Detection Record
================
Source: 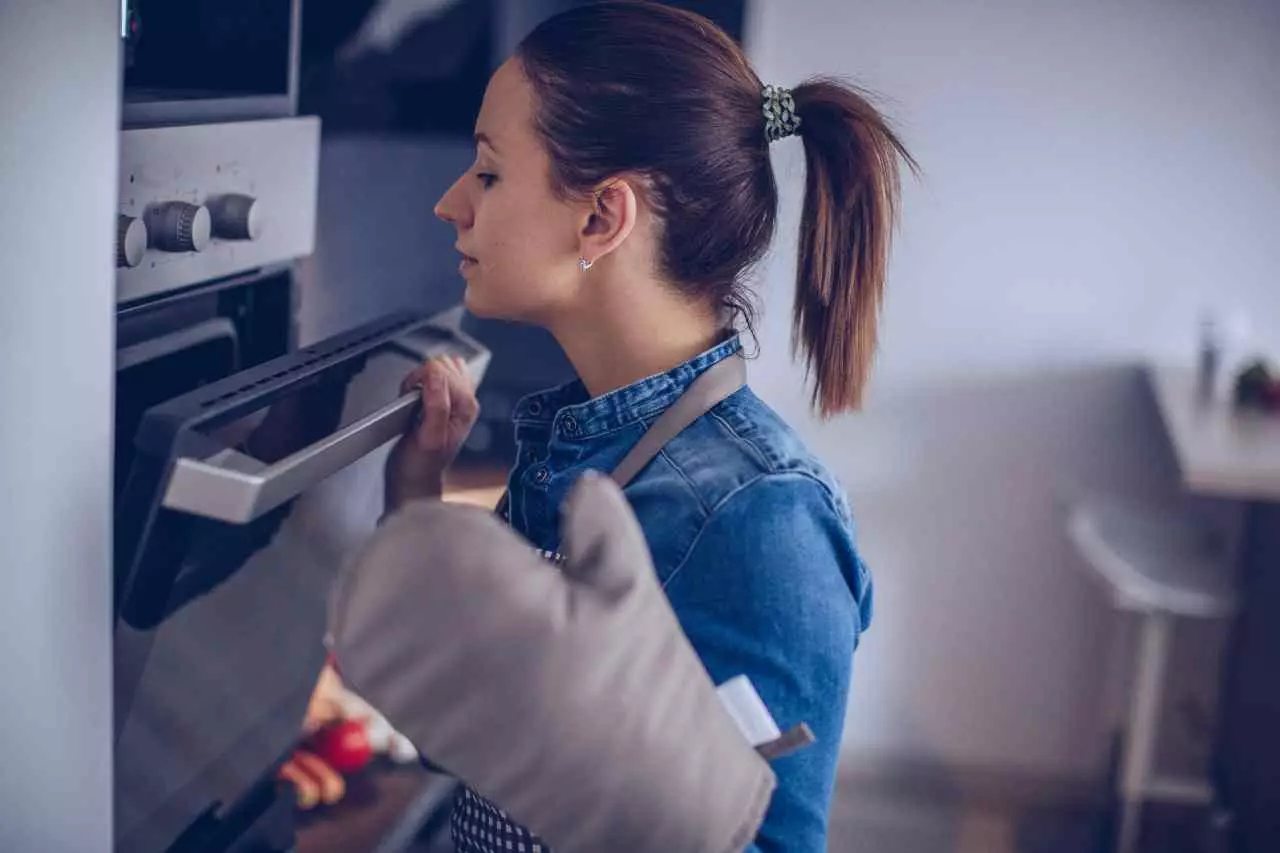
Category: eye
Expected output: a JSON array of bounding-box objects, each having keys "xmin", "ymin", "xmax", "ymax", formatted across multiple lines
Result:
[{"xmin": 476, "ymin": 172, "xmax": 498, "ymax": 189}]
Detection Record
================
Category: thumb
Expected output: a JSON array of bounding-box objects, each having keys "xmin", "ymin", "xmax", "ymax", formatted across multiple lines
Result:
[{"xmin": 419, "ymin": 365, "xmax": 452, "ymax": 451}]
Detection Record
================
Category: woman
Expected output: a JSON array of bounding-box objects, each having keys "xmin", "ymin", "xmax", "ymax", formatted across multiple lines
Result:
[{"xmin": 384, "ymin": 3, "xmax": 915, "ymax": 851}]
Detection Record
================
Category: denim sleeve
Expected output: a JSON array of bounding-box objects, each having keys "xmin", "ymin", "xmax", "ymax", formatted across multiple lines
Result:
[{"xmin": 662, "ymin": 473, "xmax": 866, "ymax": 853}]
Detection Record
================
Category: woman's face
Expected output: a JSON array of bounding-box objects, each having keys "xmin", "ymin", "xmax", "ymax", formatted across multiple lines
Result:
[{"xmin": 435, "ymin": 59, "xmax": 586, "ymax": 324}]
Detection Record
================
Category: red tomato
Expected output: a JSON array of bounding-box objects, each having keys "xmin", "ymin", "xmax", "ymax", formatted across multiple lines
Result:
[{"xmin": 306, "ymin": 720, "xmax": 373, "ymax": 774}]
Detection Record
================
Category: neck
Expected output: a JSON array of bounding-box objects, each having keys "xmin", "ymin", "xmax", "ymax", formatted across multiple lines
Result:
[{"xmin": 545, "ymin": 274, "xmax": 724, "ymax": 399}]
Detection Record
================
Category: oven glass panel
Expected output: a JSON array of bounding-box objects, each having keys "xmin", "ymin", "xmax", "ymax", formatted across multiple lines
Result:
[
  {"xmin": 114, "ymin": 338, "xmax": 418, "ymax": 853},
  {"xmin": 115, "ymin": 319, "xmax": 241, "ymax": 500},
  {"xmin": 123, "ymin": 0, "xmax": 292, "ymax": 101}
]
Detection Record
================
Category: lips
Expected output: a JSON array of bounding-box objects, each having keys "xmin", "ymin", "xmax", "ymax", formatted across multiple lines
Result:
[{"xmin": 456, "ymin": 248, "xmax": 478, "ymax": 278}]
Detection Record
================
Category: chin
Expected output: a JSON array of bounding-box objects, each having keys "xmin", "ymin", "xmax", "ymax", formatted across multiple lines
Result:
[
  {"xmin": 462, "ymin": 284, "xmax": 496, "ymax": 319},
  {"xmin": 463, "ymin": 284, "xmax": 512, "ymax": 322},
  {"xmin": 463, "ymin": 283, "xmax": 540, "ymax": 325}
]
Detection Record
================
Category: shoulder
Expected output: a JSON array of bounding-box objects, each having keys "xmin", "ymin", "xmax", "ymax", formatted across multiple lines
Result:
[
  {"xmin": 623, "ymin": 388, "xmax": 860, "ymax": 585},
  {"xmin": 664, "ymin": 470, "xmax": 868, "ymax": 647},
  {"xmin": 663, "ymin": 387, "xmax": 849, "ymax": 513}
]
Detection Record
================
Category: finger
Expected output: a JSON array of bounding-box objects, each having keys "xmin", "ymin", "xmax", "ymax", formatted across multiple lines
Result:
[
  {"xmin": 434, "ymin": 357, "xmax": 477, "ymax": 417},
  {"xmin": 435, "ymin": 354, "xmax": 465, "ymax": 387},
  {"xmin": 399, "ymin": 363, "xmax": 430, "ymax": 397},
  {"xmin": 302, "ymin": 696, "xmax": 343, "ymax": 736},
  {"xmin": 431, "ymin": 356, "xmax": 464, "ymax": 389},
  {"xmin": 454, "ymin": 354, "xmax": 478, "ymax": 390},
  {"xmin": 278, "ymin": 760, "xmax": 320, "ymax": 810},
  {"xmin": 292, "ymin": 750, "xmax": 346, "ymax": 805},
  {"xmin": 435, "ymin": 353, "xmax": 472, "ymax": 390},
  {"xmin": 418, "ymin": 363, "xmax": 452, "ymax": 450},
  {"xmin": 449, "ymin": 354, "xmax": 470, "ymax": 383},
  {"xmin": 445, "ymin": 363, "xmax": 477, "ymax": 405},
  {"xmin": 450, "ymin": 379, "xmax": 480, "ymax": 425},
  {"xmin": 400, "ymin": 353, "xmax": 457, "ymax": 396}
]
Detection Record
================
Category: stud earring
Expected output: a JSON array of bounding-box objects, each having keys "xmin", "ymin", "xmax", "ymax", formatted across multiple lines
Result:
[{"xmin": 579, "ymin": 257, "xmax": 594, "ymax": 272}]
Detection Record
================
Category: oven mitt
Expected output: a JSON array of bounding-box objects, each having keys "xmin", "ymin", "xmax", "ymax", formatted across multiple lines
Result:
[{"xmin": 327, "ymin": 471, "xmax": 776, "ymax": 853}]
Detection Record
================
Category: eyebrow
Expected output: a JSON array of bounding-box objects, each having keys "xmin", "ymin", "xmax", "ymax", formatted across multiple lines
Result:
[{"xmin": 474, "ymin": 131, "xmax": 498, "ymax": 154}]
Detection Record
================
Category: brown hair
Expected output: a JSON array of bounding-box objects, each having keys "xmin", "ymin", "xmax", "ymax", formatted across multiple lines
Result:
[{"xmin": 518, "ymin": 1, "xmax": 917, "ymax": 415}]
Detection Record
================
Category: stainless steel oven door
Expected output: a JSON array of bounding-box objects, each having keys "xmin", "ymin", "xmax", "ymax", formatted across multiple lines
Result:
[{"xmin": 113, "ymin": 304, "xmax": 488, "ymax": 853}]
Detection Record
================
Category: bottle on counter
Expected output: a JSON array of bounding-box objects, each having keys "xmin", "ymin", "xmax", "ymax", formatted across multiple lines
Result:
[{"xmin": 1198, "ymin": 311, "xmax": 1222, "ymax": 403}]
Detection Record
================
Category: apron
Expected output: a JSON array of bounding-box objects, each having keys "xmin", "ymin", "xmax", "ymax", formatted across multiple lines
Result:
[
  {"xmin": 493, "ymin": 353, "xmax": 747, "ymax": 558},
  {"xmin": 452, "ymin": 353, "xmax": 747, "ymax": 853}
]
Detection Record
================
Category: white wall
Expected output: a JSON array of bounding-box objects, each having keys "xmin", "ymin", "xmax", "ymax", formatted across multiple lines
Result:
[
  {"xmin": 746, "ymin": 0, "xmax": 1280, "ymax": 782},
  {"xmin": 0, "ymin": 2, "xmax": 118, "ymax": 850}
]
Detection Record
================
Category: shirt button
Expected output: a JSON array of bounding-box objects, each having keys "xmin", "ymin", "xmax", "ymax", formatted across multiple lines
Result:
[
  {"xmin": 562, "ymin": 415, "xmax": 579, "ymax": 435},
  {"xmin": 533, "ymin": 467, "xmax": 550, "ymax": 484}
]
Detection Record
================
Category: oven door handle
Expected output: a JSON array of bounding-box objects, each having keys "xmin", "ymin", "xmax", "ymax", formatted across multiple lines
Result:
[
  {"xmin": 158, "ymin": 311, "xmax": 490, "ymax": 525},
  {"xmin": 161, "ymin": 390, "xmax": 421, "ymax": 524}
]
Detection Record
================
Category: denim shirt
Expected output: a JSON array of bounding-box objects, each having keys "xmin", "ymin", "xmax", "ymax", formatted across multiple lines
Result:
[{"xmin": 502, "ymin": 334, "xmax": 873, "ymax": 853}]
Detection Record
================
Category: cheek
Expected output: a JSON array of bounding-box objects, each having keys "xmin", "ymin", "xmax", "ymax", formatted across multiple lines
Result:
[
  {"xmin": 472, "ymin": 233, "xmax": 573, "ymax": 320},
  {"xmin": 474, "ymin": 190, "xmax": 578, "ymax": 293}
]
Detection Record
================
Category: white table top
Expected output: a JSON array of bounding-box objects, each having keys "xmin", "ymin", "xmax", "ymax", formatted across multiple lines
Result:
[{"xmin": 1149, "ymin": 366, "xmax": 1280, "ymax": 502}]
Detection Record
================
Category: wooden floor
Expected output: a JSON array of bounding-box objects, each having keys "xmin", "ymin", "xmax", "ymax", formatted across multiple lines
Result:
[
  {"xmin": 825, "ymin": 786, "xmax": 1097, "ymax": 853},
  {"xmin": 825, "ymin": 778, "xmax": 1212, "ymax": 853},
  {"xmin": 295, "ymin": 747, "xmax": 1219, "ymax": 853},
  {"xmin": 441, "ymin": 462, "xmax": 508, "ymax": 510}
]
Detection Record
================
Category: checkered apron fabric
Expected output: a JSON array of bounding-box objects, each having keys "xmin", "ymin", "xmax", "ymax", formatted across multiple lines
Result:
[
  {"xmin": 449, "ymin": 493, "xmax": 559, "ymax": 852},
  {"xmin": 451, "ymin": 785, "xmax": 551, "ymax": 853}
]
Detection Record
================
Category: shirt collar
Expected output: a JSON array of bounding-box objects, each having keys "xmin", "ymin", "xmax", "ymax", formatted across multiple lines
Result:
[{"xmin": 513, "ymin": 333, "xmax": 744, "ymax": 439}]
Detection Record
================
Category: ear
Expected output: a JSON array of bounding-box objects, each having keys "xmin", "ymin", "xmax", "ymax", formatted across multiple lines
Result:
[{"xmin": 577, "ymin": 177, "xmax": 639, "ymax": 268}]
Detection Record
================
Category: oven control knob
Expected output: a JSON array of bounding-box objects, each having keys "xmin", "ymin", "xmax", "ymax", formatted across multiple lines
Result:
[
  {"xmin": 208, "ymin": 194, "xmax": 264, "ymax": 241},
  {"xmin": 116, "ymin": 214, "xmax": 148, "ymax": 268},
  {"xmin": 146, "ymin": 202, "xmax": 211, "ymax": 253}
]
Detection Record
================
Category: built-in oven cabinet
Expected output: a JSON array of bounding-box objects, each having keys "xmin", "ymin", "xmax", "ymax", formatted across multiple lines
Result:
[
  {"xmin": 116, "ymin": 117, "xmax": 320, "ymax": 305},
  {"xmin": 113, "ymin": 299, "xmax": 487, "ymax": 853}
]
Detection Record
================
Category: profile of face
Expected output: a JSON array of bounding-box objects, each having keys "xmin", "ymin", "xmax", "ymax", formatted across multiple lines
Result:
[{"xmin": 434, "ymin": 59, "xmax": 595, "ymax": 325}]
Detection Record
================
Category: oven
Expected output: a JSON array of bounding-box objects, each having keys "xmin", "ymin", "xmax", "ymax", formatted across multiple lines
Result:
[
  {"xmin": 112, "ymin": 113, "xmax": 488, "ymax": 853},
  {"xmin": 121, "ymin": 0, "xmax": 301, "ymax": 125}
]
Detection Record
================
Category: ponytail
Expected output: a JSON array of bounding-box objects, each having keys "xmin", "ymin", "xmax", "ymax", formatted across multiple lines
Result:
[
  {"xmin": 515, "ymin": 5, "xmax": 916, "ymax": 416},
  {"xmin": 792, "ymin": 79, "xmax": 918, "ymax": 416}
]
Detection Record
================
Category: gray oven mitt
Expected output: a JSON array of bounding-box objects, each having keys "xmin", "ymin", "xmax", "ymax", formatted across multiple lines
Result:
[{"xmin": 327, "ymin": 471, "xmax": 776, "ymax": 853}]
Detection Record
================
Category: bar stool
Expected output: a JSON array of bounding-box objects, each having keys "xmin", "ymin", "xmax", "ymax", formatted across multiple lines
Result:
[{"xmin": 1068, "ymin": 498, "xmax": 1238, "ymax": 853}]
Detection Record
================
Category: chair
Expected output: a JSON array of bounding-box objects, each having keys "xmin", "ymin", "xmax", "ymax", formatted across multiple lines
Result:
[{"xmin": 1068, "ymin": 498, "xmax": 1238, "ymax": 853}]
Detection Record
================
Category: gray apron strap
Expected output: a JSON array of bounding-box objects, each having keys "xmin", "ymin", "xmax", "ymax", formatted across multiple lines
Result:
[
  {"xmin": 610, "ymin": 355, "xmax": 747, "ymax": 488},
  {"xmin": 494, "ymin": 355, "xmax": 747, "ymax": 520}
]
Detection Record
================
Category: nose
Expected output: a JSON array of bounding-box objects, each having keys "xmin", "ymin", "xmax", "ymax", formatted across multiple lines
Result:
[{"xmin": 434, "ymin": 174, "xmax": 471, "ymax": 228}]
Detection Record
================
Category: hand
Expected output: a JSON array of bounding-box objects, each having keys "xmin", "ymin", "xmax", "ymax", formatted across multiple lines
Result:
[
  {"xmin": 277, "ymin": 661, "xmax": 421, "ymax": 809},
  {"xmin": 278, "ymin": 748, "xmax": 346, "ymax": 810},
  {"xmin": 301, "ymin": 661, "xmax": 346, "ymax": 737},
  {"xmin": 328, "ymin": 475, "xmax": 778, "ymax": 851},
  {"xmin": 384, "ymin": 355, "xmax": 480, "ymax": 514},
  {"xmin": 278, "ymin": 663, "xmax": 349, "ymax": 810}
]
